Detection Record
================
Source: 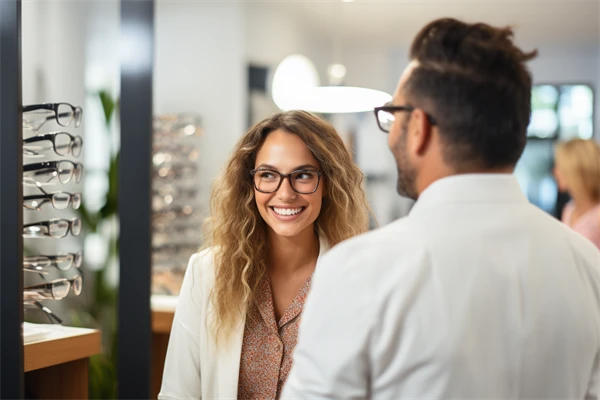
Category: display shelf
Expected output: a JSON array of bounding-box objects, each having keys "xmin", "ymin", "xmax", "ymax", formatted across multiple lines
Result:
[
  {"xmin": 151, "ymin": 294, "xmax": 177, "ymax": 399},
  {"xmin": 24, "ymin": 325, "xmax": 101, "ymax": 372},
  {"xmin": 24, "ymin": 325, "xmax": 101, "ymax": 399},
  {"xmin": 151, "ymin": 294, "xmax": 177, "ymax": 333}
]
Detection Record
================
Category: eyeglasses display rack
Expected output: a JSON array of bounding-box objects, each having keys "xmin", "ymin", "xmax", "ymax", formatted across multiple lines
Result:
[
  {"xmin": 151, "ymin": 113, "xmax": 203, "ymax": 296},
  {"xmin": 22, "ymin": 102, "xmax": 85, "ymax": 327},
  {"xmin": 20, "ymin": 103, "xmax": 101, "ymax": 400},
  {"xmin": 1, "ymin": 2, "xmax": 26, "ymax": 395}
]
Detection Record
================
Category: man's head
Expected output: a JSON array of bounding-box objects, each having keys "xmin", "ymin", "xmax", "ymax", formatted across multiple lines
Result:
[{"xmin": 384, "ymin": 18, "xmax": 538, "ymax": 199}]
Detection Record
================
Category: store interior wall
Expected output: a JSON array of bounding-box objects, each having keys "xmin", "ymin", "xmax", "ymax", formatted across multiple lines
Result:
[{"xmin": 154, "ymin": 1, "xmax": 247, "ymax": 213}]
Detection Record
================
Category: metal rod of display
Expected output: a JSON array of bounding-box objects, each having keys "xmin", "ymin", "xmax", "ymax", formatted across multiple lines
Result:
[
  {"xmin": 118, "ymin": 0, "xmax": 154, "ymax": 398},
  {"xmin": 0, "ymin": 0, "xmax": 25, "ymax": 398}
]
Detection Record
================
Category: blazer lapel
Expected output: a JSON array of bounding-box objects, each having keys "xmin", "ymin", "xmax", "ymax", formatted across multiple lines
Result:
[{"xmin": 216, "ymin": 310, "xmax": 246, "ymax": 399}]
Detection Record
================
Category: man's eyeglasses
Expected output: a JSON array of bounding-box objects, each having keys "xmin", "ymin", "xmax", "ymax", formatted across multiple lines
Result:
[
  {"xmin": 23, "ymin": 275, "xmax": 83, "ymax": 303},
  {"xmin": 23, "ymin": 217, "xmax": 82, "ymax": 238},
  {"xmin": 23, "ymin": 160, "xmax": 83, "ymax": 186},
  {"xmin": 23, "ymin": 103, "xmax": 83, "ymax": 131},
  {"xmin": 374, "ymin": 104, "xmax": 437, "ymax": 133},
  {"xmin": 24, "ymin": 185, "xmax": 81, "ymax": 210},
  {"xmin": 250, "ymin": 168, "xmax": 323, "ymax": 194},
  {"xmin": 24, "ymin": 251, "xmax": 83, "ymax": 274},
  {"xmin": 23, "ymin": 131, "xmax": 83, "ymax": 158}
]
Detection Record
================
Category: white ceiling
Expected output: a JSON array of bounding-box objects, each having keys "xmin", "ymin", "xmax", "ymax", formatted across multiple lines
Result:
[{"xmin": 267, "ymin": 0, "xmax": 599, "ymax": 49}]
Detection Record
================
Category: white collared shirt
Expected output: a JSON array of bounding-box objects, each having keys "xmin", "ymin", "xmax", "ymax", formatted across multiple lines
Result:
[{"xmin": 283, "ymin": 174, "xmax": 600, "ymax": 399}]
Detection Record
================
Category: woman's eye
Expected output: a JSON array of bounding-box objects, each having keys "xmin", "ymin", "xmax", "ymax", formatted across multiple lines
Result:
[
  {"xmin": 296, "ymin": 171, "xmax": 315, "ymax": 180},
  {"xmin": 259, "ymin": 171, "xmax": 276, "ymax": 179}
]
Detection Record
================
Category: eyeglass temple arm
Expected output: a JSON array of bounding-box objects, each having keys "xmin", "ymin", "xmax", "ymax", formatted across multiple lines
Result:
[
  {"xmin": 22, "ymin": 197, "xmax": 51, "ymax": 210},
  {"xmin": 23, "ymin": 135, "xmax": 52, "ymax": 144},
  {"xmin": 23, "ymin": 104, "xmax": 54, "ymax": 112},
  {"xmin": 23, "ymin": 266, "xmax": 50, "ymax": 275},
  {"xmin": 34, "ymin": 301, "xmax": 63, "ymax": 324}
]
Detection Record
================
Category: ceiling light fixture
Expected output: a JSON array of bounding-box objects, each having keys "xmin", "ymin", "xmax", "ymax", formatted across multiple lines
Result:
[{"xmin": 271, "ymin": 2, "xmax": 390, "ymax": 114}]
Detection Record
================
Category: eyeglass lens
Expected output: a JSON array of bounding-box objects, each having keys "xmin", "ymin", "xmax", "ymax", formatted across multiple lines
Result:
[
  {"xmin": 71, "ymin": 275, "xmax": 83, "ymax": 296},
  {"xmin": 377, "ymin": 110, "xmax": 395, "ymax": 132},
  {"xmin": 53, "ymin": 133, "xmax": 82, "ymax": 157},
  {"xmin": 52, "ymin": 192, "xmax": 80, "ymax": 210},
  {"xmin": 56, "ymin": 103, "xmax": 74, "ymax": 127},
  {"xmin": 50, "ymin": 280, "xmax": 70, "ymax": 299}
]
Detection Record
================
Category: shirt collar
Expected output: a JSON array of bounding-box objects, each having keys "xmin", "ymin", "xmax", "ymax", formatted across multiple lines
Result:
[{"xmin": 409, "ymin": 174, "xmax": 528, "ymax": 217}]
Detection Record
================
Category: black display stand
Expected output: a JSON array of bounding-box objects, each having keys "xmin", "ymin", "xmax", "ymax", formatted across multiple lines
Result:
[
  {"xmin": 118, "ymin": 1, "xmax": 155, "ymax": 399},
  {"xmin": 0, "ymin": 0, "xmax": 25, "ymax": 398}
]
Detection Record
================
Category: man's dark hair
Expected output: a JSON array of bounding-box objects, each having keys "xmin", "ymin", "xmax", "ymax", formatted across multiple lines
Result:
[{"xmin": 405, "ymin": 18, "xmax": 538, "ymax": 170}]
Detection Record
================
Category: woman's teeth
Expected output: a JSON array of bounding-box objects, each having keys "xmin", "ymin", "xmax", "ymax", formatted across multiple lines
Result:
[{"xmin": 273, "ymin": 207, "xmax": 303, "ymax": 216}]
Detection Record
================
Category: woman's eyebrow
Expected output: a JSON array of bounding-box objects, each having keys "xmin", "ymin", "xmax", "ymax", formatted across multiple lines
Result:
[{"xmin": 254, "ymin": 163, "xmax": 319, "ymax": 171}]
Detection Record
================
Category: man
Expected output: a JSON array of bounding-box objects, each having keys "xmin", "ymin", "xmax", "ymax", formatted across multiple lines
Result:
[{"xmin": 282, "ymin": 18, "xmax": 600, "ymax": 398}]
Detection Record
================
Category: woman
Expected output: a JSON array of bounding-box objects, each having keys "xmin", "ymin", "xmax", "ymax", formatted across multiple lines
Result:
[
  {"xmin": 159, "ymin": 110, "xmax": 371, "ymax": 399},
  {"xmin": 554, "ymin": 138, "xmax": 600, "ymax": 249}
]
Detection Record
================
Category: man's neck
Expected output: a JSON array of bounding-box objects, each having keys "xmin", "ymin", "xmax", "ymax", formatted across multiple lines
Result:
[{"xmin": 416, "ymin": 164, "xmax": 514, "ymax": 197}]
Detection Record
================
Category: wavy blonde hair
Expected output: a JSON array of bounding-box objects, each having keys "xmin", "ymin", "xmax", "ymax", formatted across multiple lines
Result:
[
  {"xmin": 555, "ymin": 139, "xmax": 600, "ymax": 202},
  {"xmin": 202, "ymin": 110, "xmax": 370, "ymax": 343}
]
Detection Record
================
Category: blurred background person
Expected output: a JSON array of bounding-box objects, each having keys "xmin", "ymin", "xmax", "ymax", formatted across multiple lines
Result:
[{"xmin": 554, "ymin": 139, "xmax": 600, "ymax": 249}]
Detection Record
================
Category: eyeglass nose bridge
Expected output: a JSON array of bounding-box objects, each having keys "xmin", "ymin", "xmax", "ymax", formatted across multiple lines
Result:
[{"xmin": 275, "ymin": 173, "xmax": 298, "ymax": 194}]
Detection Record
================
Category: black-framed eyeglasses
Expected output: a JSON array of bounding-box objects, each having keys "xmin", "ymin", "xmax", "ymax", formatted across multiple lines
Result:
[
  {"xmin": 24, "ymin": 251, "xmax": 83, "ymax": 274},
  {"xmin": 250, "ymin": 168, "xmax": 323, "ymax": 194},
  {"xmin": 23, "ymin": 160, "xmax": 84, "ymax": 186},
  {"xmin": 23, "ymin": 275, "xmax": 83, "ymax": 303},
  {"xmin": 374, "ymin": 104, "xmax": 437, "ymax": 133},
  {"xmin": 23, "ymin": 131, "xmax": 83, "ymax": 158},
  {"xmin": 23, "ymin": 185, "xmax": 81, "ymax": 210},
  {"xmin": 23, "ymin": 217, "xmax": 82, "ymax": 238},
  {"xmin": 23, "ymin": 103, "xmax": 83, "ymax": 131}
]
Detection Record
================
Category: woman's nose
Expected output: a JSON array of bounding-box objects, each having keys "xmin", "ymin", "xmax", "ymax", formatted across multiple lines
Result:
[{"xmin": 276, "ymin": 176, "xmax": 297, "ymax": 200}]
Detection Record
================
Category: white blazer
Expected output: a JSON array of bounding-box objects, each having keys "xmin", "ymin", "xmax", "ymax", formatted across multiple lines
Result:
[{"xmin": 159, "ymin": 235, "xmax": 330, "ymax": 400}]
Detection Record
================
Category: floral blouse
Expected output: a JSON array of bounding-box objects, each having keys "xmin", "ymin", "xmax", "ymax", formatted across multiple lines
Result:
[{"xmin": 237, "ymin": 275, "xmax": 312, "ymax": 399}]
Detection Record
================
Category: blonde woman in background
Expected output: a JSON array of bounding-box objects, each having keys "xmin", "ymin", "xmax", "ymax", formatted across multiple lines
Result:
[
  {"xmin": 158, "ymin": 110, "xmax": 371, "ymax": 399},
  {"xmin": 554, "ymin": 138, "xmax": 600, "ymax": 249}
]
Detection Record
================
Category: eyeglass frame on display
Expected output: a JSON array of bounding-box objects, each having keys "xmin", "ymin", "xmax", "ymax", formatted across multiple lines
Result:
[
  {"xmin": 23, "ymin": 131, "xmax": 83, "ymax": 158},
  {"xmin": 23, "ymin": 217, "xmax": 82, "ymax": 238},
  {"xmin": 23, "ymin": 102, "xmax": 83, "ymax": 131},
  {"xmin": 23, "ymin": 251, "xmax": 83, "ymax": 274},
  {"xmin": 249, "ymin": 168, "xmax": 323, "ymax": 194},
  {"xmin": 373, "ymin": 103, "xmax": 437, "ymax": 133},
  {"xmin": 23, "ymin": 275, "xmax": 84, "ymax": 303},
  {"xmin": 23, "ymin": 184, "xmax": 81, "ymax": 211},
  {"xmin": 23, "ymin": 160, "xmax": 84, "ymax": 186}
]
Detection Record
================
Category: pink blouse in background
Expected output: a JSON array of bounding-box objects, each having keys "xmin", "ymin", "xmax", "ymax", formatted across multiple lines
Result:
[{"xmin": 562, "ymin": 201, "xmax": 600, "ymax": 250}]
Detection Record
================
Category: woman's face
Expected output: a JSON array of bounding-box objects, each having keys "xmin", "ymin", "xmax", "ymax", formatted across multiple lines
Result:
[{"xmin": 253, "ymin": 129, "xmax": 324, "ymax": 240}]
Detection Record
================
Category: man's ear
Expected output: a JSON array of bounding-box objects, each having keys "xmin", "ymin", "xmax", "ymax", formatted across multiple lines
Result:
[{"xmin": 409, "ymin": 108, "xmax": 434, "ymax": 156}]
